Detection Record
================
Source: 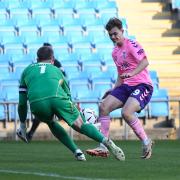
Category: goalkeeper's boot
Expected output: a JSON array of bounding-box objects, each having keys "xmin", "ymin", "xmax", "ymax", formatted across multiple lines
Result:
[
  {"xmin": 141, "ymin": 139, "xmax": 154, "ymax": 159},
  {"xmin": 26, "ymin": 131, "xmax": 33, "ymax": 142},
  {"xmin": 86, "ymin": 143, "xmax": 110, "ymax": 157},
  {"xmin": 16, "ymin": 128, "xmax": 28, "ymax": 143},
  {"xmin": 103, "ymin": 139, "xmax": 125, "ymax": 161},
  {"xmin": 74, "ymin": 149, "xmax": 86, "ymax": 161}
]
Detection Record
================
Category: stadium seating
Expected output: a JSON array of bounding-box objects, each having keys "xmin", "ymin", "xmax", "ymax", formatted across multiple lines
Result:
[
  {"xmin": 149, "ymin": 88, "xmax": 169, "ymax": 119},
  {"xmin": 0, "ymin": 0, "xmax": 170, "ymax": 124}
]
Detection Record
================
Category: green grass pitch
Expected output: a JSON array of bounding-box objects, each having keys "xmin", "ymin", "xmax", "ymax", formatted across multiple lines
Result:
[{"xmin": 0, "ymin": 140, "xmax": 180, "ymax": 180}]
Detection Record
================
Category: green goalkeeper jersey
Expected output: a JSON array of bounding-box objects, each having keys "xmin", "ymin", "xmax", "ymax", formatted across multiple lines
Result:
[{"xmin": 19, "ymin": 62, "xmax": 71, "ymax": 104}]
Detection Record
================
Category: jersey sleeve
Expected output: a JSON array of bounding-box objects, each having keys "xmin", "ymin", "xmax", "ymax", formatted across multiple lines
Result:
[
  {"xmin": 18, "ymin": 70, "xmax": 28, "ymax": 123},
  {"xmin": 128, "ymin": 39, "xmax": 147, "ymax": 61},
  {"xmin": 59, "ymin": 71, "xmax": 72, "ymax": 100}
]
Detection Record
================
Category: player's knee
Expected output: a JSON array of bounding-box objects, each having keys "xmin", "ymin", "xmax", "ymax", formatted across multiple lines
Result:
[
  {"xmin": 72, "ymin": 115, "xmax": 84, "ymax": 131},
  {"xmin": 121, "ymin": 108, "xmax": 132, "ymax": 121}
]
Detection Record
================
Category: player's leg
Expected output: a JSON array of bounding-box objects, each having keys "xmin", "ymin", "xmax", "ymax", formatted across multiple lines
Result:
[
  {"xmin": 16, "ymin": 122, "xmax": 28, "ymax": 143},
  {"xmin": 31, "ymin": 100, "xmax": 86, "ymax": 161},
  {"xmin": 72, "ymin": 114, "xmax": 125, "ymax": 161},
  {"xmin": 86, "ymin": 91, "xmax": 124, "ymax": 157},
  {"xmin": 122, "ymin": 84, "xmax": 153, "ymax": 159},
  {"xmin": 26, "ymin": 118, "xmax": 41, "ymax": 141},
  {"xmin": 47, "ymin": 120, "xmax": 86, "ymax": 161},
  {"xmin": 54, "ymin": 98, "xmax": 125, "ymax": 161}
]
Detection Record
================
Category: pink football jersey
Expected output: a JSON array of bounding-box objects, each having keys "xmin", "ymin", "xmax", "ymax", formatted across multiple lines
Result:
[{"xmin": 112, "ymin": 38, "xmax": 152, "ymax": 86}]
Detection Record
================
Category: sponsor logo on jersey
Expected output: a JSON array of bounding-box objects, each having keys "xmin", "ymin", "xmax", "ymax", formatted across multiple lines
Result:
[{"xmin": 137, "ymin": 49, "xmax": 144, "ymax": 55}]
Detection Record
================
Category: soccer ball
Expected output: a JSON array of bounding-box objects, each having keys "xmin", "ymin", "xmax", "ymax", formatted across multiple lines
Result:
[{"xmin": 81, "ymin": 108, "xmax": 97, "ymax": 124}]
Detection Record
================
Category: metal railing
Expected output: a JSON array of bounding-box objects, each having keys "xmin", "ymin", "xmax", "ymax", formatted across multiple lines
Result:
[{"xmin": 0, "ymin": 97, "xmax": 180, "ymax": 140}]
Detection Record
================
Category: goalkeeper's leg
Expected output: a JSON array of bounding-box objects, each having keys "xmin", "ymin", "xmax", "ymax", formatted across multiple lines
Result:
[
  {"xmin": 47, "ymin": 120, "xmax": 86, "ymax": 161},
  {"xmin": 72, "ymin": 115, "xmax": 125, "ymax": 161}
]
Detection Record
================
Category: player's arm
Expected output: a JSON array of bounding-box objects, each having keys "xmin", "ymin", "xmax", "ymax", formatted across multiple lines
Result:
[
  {"xmin": 114, "ymin": 74, "xmax": 123, "ymax": 88},
  {"xmin": 130, "ymin": 57, "xmax": 149, "ymax": 76},
  {"xmin": 18, "ymin": 73, "xmax": 28, "ymax": 123},
  {"xmin": 102, "ymin": 74, "xmax": 123, "ymax": 99}
]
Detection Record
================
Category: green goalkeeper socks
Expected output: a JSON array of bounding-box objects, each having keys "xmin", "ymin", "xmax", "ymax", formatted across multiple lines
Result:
[
  {"xmin": 78, "ymin": 123, "xmax": 104, "ymax": 143},
  {"xmin": 48, "ymin": 121, "xmax": 78, "ymax": 153}
]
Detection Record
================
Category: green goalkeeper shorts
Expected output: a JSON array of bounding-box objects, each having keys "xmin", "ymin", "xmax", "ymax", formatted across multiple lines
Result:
[{"xmin": 30, "ymin": 97, "xmax": 81, "ymax": 126}]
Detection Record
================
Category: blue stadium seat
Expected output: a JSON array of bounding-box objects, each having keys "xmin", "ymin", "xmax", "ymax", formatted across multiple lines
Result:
[
  {"xmin": 0, "ymin": 54, "xmax": 12, "ymax": 70},
  {"xmin": 100, "ymin": 52, "xmax": 115, "ymax": 68},
  {"xmin": 6, "ymin": 0, "xmax": 30, "ymax": 18},
  {"xmin": 59, "ymin": 52, "xmax": 79, "ymax": 69},
  {"xmin": 45, "ymin": 34, "xmax": 69, "ymax": 49},
  {"xmin": 149, "ymin": 70, "xmax": 159, "ymax": 90},
  {"xmin": 73, "ymin": 47, "xmax": 93, "ymax": 57},
  {"xmin": 68, "ymin": 71, "xmax": 90, "ymax": 89},
  {"xmin": 52, "ymin": 0, "xmax": 74, "ymax": 18},
  {"xmin": 0, "ymin": 68, "xmax": 12, "ymax": 81},
  {"xmin": 10, "ymin": 53, "xmax": 34, "ymax": 64},
  {"xmin": 76, "ymin": 88, "xmax": 101, "ymax": 102},
  {"xmin": 11, "ymin": 54, "xmax": 34, "ymax": 72},
  {"xmin": 90, "ymin": 31, "xmax": 113, "ymax": 49},
  {"xmin": 89, "ymin": 70, "xmax": 114, "ymax": 89},
  {"xmin": 16, "ymin": 18, "xmax": 40, "ymax": 37},
  {"xmin": 104, "ymin": 66, "xmax": 117, "ymax": 83},
  {"xmin": 0, "ymin": 19, "xmax": 17, "ymax": 37},
  {"xmin": 59, "ymin": 16, "xmax": 84, "ymax": 34},
  {"xmin": 65, "ymin": 66, "xmax": 80, "ymax": 79},
  {"xmin": 2, "ymin": 85, "xmax": 19, "ymax": 101},
  {"xmin": 0, "ymin": 79, "xmax": 19, "ymax": 89},
  {"xmin": 78, "ymin": 52, "xmax": 102, "ymax": 71},
  {"xmin": 13, "ymin": 66, "xmax": 26, "ymax": 79},
  {"xmin": 73, "ymin": 84, "xmax": 101, "ymax": 116},
  {"xmin": 66, "ymin": 31, "xmax": 92, "ymax": 52},
  {"xmin": 93, "ymin": 0, "xmax": 118, "ymax": 16},
  {"xmin": 73, "ymin": 0, "xmax": 96, "ymax": 17},
  {"xmin": 70, "ymin": 83, "xmax": 89, "ymax": 100},
  {"xmin": 0, "ymin": 1, "xmax": 9, "ymax": 19},
  {"xmin": 53, "ymin": 48, "xmax": 70, "ymax": 58},
  {"xmin": 81, "ymin": 15, "xmax": 105, "ymax": 33},
  {"xmin": 93, "ymin": 83, "xmax": 112, "ymax": 98},
  {"xmin": 1, "ymin": 85, "xmax": 19, "ymax": 121},
  {"xmin": 149, "ymin": 88, "xmax": 169, "ymax": 119},
  {"xmin": 38, "ymin": 18, "xmax": 61, "ymax": 36},
  {"xmin": 27, "ymin": 0, "xmax": 52, "ymax": 18},
  {"xmin": 24, "ymin": 35, "xmax": 48, "ymax": 53},
  {"xmin": 1, "ymin": 36, "xmax": 25, "ymax": 55}
]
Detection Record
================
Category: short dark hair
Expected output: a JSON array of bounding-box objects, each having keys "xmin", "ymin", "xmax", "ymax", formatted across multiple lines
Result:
[
  {"xmin": 43, "ymin": 42, "xmax": 52, "ymax": 47},
  {"xmin": 105, "ymin": 17, "xmax": 122, "ymax": 31},
  {"xmin": 37, "ymin": 46, "xmax": 54, "ymax": 62}
]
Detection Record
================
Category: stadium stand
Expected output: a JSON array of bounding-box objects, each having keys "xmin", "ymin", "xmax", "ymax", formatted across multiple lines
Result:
[{"xmin": 1, "ymin": 0, "xmax": 179, "ymax": 142}]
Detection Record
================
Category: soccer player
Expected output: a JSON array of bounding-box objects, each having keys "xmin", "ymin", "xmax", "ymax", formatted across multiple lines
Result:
[
  {"xmin": 86, "ymin": 17, "xmax": 154, "ymax": 159},
  {"xmin": 17, "ymin": 46, "xmax": 125, "ymax": 161},
  {"xmin": 26, "ymin": 43, "xmax": 66, "ymax": 141}
]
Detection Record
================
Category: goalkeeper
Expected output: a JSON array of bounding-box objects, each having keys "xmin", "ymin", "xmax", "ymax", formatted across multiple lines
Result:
[
  {"xmin": 17, "ymin": 46, "xmax": 125, "ymax": 161},
  {"xmin": 26, "ymin": 42, "xmax": 66, "ymax": 141}
]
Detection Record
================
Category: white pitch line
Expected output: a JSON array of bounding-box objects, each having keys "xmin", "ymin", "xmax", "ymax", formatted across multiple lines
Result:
[{"xmin": 0, "ymin": 169, "xmax": 116, "ymax": 180}]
